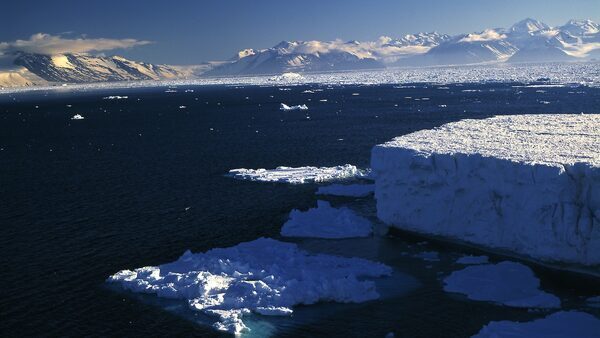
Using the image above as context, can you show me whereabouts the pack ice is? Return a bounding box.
[371,114,600,265]
[108,238,391,335]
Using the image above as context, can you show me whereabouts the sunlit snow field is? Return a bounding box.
[1,74,600,336]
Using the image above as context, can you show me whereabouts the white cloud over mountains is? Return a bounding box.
[459,29,507,42]
[0,33,151,55]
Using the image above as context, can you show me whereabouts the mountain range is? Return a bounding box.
[1,18,599,87]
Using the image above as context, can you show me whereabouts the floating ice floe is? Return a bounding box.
[316,183,375,197]
[102,95,128,100]
[280,103,308,111]
[443,261,560,308]
[227,164,368,184]
[281,200,373,239]
[371,114,600,266]
[71,114,85,120]
[473,311,600,338]
[455,255,489,265]
[108,237,391,335]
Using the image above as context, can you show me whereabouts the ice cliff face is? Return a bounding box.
[371,114,600,266]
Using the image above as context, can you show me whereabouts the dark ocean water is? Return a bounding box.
[1,83,599,337]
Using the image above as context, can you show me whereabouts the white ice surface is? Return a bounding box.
[281,200,373,239]
[473,311,600,338]
[71,114,84,120]
[227,165,367,184]
[443,261,560,308]
[372,114,600,265]
[108,237,391,335]
[316,183,375,197]
[280,103,308,111]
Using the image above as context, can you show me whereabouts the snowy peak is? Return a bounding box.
[560,19,599,36]
[510,18,550,35]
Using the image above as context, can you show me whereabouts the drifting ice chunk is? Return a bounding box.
[280,103,308,111]
[473,311,600,338]
[103,95,128,100]
[371,114,600,266]
[108,238,391,335]
[281,200,373,239]
[227,164,367,184]
[316,183,375,197]
[71,114,84,120]
[269,72,304,82]
[443,261,560,308]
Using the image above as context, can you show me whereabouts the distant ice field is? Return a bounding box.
[1,62,599,95]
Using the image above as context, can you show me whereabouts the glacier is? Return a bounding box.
[371,114,600,266]
[281,200,373,239]
[107,237,391,335]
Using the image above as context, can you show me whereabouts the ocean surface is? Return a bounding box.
[1,83,599,337]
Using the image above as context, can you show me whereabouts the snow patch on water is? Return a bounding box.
[108,238,391,335]
[443,261,560,308]
[280,103,308,111]
[473,311,600,338]
[227,165,368,184]
[281,200,373,239]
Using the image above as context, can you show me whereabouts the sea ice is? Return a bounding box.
[443,261,561,308]
[371,114,600,266]
[473,311,600,338]
[108,237,391,335]
[227,164,367,184]
[281,200,373,239]
[316,183,375,197]
[280,103,308,111]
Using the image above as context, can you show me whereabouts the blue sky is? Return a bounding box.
[1,0,599,64]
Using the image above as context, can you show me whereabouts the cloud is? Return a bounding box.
[0,33,151,55]
[459,29,506,42]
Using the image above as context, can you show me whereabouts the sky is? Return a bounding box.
[1,0,599,65]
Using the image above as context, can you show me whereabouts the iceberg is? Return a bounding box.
[443,261,560,308]
[227,164,367,184]
[371,114,600,266]
[108,238,391,335]
[280,103,308,111]
[281,200,373,239]
[71,114,85,120]
[473,311,600,338]
[316,183,375,197]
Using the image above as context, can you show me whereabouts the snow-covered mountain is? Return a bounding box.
[13,52,187,83]
[203,40,386,76]
[207,18,600,75]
